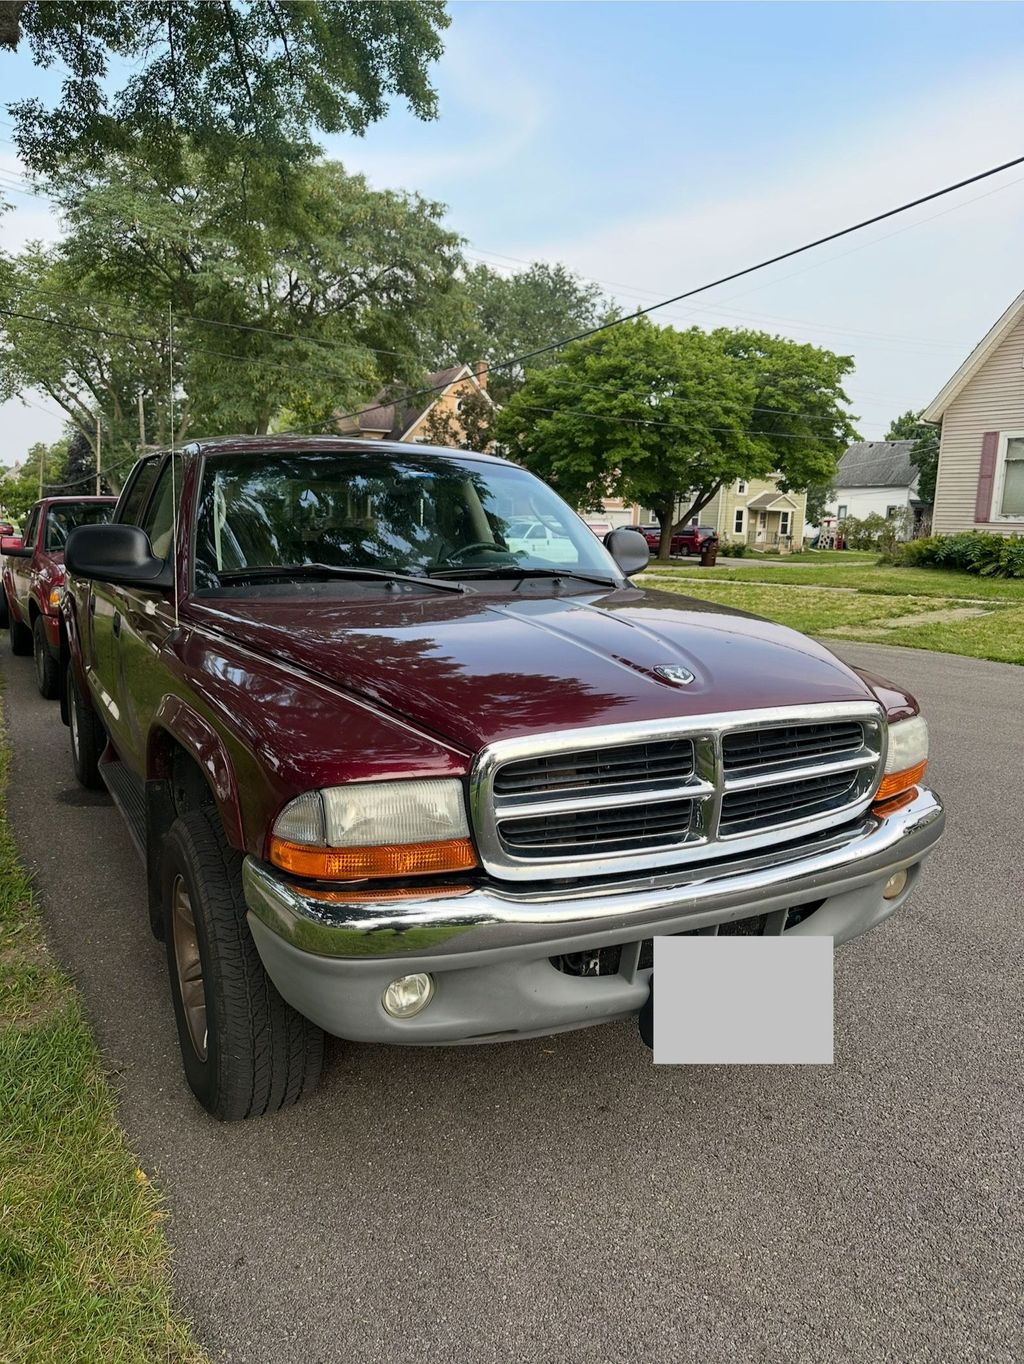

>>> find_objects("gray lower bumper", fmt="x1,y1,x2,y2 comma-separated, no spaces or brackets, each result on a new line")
244,786,944,1045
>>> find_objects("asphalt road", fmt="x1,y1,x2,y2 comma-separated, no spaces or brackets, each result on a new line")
3,642,1021,1363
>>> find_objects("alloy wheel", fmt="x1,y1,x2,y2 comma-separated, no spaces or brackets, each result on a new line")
171,875,208,1061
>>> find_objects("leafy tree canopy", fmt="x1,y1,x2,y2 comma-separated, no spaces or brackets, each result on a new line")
885,408,939,504
434,261,610,402
0,1,449,176
494,318,856,559
1,152,464,469
0,438,66,522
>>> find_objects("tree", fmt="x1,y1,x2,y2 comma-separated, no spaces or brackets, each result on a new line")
804,481,836,527
885,408,940,506
1,152,464,450
0,2,448,177
0,439,65,522
420,387,496,451
495,318,855,560
434,261,610,402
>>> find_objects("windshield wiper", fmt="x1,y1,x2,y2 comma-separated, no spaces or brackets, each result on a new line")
215,563,466,594
430,565,617,588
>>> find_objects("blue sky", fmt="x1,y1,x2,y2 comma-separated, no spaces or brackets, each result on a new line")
3,1,1024,462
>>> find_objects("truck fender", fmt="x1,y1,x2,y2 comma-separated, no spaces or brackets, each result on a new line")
149,696,245,850
59,598,91,728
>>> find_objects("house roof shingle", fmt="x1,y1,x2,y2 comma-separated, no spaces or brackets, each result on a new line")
834,440,917,489
351,365,470,440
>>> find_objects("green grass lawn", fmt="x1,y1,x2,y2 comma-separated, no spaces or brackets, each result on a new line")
644,560,1024,601
0,709,204,1364
640,566,1024,665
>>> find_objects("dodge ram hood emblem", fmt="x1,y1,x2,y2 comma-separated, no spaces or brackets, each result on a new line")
654,664,695,686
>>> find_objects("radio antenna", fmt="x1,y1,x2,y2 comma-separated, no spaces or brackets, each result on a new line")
168,303,179,628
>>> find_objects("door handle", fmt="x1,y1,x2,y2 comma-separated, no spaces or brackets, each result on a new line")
112,612,121,638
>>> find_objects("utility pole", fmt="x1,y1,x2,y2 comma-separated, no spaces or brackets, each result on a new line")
38,442,44,498
95,416,102,495
137,392,146,448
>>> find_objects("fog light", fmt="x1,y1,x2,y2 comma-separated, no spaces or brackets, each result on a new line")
382,973,434,1019
883,869,909,901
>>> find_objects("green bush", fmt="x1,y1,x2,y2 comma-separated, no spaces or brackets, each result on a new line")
722,541,749,557
888,531,1024,578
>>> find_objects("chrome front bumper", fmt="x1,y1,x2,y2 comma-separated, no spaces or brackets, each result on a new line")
243,786,943,1044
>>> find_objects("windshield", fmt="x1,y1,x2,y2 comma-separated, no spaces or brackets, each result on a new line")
193,451,617,589
44,502,113,551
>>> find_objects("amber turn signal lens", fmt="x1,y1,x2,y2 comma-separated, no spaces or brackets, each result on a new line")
873,759,927,805
268,836,478,881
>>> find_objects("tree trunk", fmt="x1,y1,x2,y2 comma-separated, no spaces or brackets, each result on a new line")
656,503,674,562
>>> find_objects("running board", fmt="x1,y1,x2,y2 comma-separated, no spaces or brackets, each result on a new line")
99,757,147,863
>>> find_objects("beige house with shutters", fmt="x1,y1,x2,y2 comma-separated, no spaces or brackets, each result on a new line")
596,476,806,549
924,288,1024,533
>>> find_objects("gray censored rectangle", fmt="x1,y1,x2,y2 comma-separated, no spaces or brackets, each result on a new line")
653,936,834,1064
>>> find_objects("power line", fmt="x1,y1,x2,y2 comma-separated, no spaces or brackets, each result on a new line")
323,150,1024,430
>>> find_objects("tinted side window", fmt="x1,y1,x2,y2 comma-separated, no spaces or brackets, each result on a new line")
138,460,180,561
116,458,162,525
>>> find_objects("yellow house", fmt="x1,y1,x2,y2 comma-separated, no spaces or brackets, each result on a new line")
703,477,807,550
600,477,806,549
337,363,495,445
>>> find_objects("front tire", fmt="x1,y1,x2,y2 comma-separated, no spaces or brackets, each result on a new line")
33,616,60,699
69,667,106,789
680,544,691,557
162,809,324,1121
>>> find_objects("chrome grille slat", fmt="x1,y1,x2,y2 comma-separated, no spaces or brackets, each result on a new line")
471,703,887,881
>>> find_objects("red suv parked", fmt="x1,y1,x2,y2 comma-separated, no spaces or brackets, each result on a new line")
641,524,717,556
2,496,116,697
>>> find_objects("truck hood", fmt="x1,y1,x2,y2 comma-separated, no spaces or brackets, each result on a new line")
187,585,879,753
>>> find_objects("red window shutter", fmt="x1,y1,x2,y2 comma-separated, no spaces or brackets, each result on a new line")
975,431,999,522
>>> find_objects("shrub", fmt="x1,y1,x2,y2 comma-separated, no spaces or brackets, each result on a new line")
887,531,1024,577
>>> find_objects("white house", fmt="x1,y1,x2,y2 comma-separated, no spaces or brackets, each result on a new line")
924,287,1024,535
825,440,925,538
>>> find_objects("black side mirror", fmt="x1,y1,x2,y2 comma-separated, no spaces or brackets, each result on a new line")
65,524,173,590
604,527,650,577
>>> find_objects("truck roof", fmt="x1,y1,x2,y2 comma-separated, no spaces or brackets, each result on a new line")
175,433,513,467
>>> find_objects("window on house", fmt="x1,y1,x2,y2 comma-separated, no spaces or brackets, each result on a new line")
886,505,900,519
837,504,848,519
733,508,744,534
737,480,747,494
779,511,791,535
999,436,1024,517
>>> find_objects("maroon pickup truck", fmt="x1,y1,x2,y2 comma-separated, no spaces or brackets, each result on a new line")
2,496,116,697
61,436,943,1121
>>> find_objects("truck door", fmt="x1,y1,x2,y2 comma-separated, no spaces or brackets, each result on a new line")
84,458,163,751
8,505,41,623
109,457,180,775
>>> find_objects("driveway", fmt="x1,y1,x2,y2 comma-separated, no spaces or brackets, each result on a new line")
2,643,1020,1363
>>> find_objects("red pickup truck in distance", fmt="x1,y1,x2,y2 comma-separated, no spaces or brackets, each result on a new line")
60,436,943,1121
641,524,717,556
2,496,116,697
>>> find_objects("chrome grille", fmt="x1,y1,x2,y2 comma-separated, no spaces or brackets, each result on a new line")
470,703,886,882
722,720,864,772
501,797,696,858
493,738,693,798
720,768,860,836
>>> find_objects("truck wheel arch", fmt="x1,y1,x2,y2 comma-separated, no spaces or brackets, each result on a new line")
147,702,245,851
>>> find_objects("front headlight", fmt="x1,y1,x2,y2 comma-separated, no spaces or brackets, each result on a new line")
875,715,928,804
269,778,476,880
48,586,63,609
